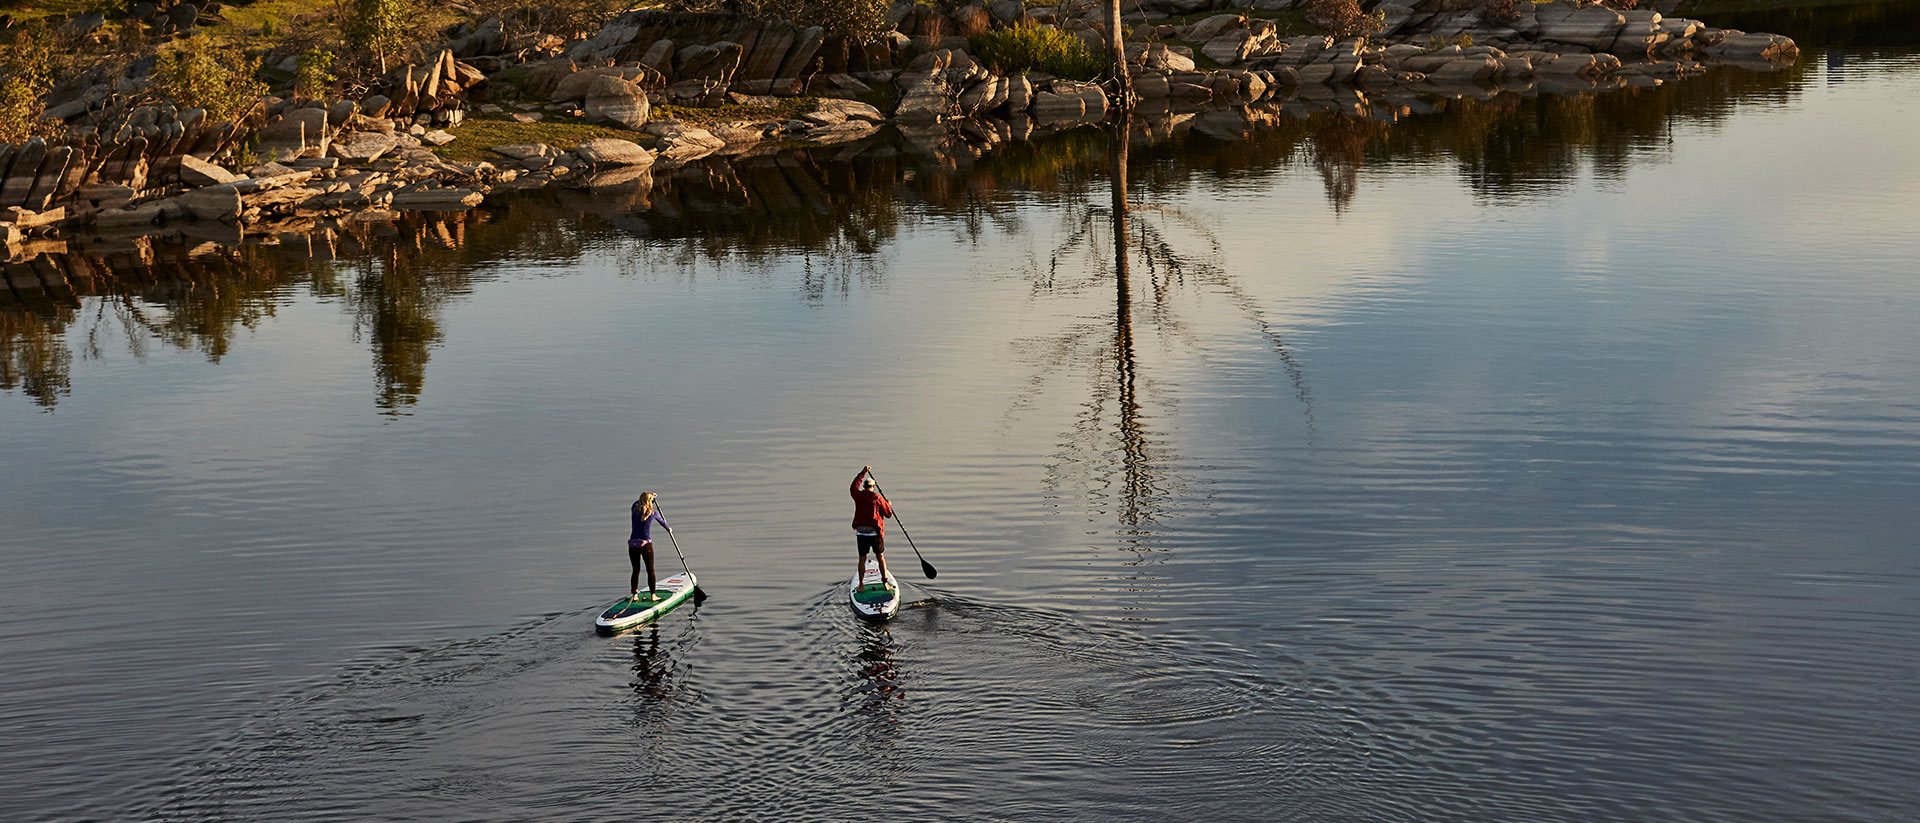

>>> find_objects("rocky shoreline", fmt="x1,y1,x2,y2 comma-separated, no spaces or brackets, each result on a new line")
0,0,1796,257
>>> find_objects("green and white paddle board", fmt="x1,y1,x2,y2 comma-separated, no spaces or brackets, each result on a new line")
849,557,900,621
595,571,697,633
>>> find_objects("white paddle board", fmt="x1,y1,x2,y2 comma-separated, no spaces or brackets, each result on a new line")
848,557,900,620
595,572,697,633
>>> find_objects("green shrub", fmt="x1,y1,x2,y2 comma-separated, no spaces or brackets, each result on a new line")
970,23,1103,81
336,0,421,72
0,23,55,144
295,50,336,100
154,36,270,122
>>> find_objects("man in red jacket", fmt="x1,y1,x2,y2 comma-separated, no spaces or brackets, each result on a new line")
851,465,895,590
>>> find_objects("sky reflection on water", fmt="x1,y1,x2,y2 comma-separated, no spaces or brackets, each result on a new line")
2,51,1919,822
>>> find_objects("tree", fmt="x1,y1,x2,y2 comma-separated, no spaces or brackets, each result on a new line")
1106,0,1133,108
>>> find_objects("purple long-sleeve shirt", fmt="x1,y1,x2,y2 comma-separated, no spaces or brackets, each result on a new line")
630,506,669,544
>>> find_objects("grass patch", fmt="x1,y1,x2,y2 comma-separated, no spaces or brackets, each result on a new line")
0,0,115,23
971,22,1103,81
435,115,651,161
653,96,821,125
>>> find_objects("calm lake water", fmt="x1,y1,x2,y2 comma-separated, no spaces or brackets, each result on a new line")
5,49,1919,822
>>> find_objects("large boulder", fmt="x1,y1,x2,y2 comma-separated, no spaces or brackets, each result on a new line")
1030,81,1107,123
584,75,651,129
1427,56,1499,83
958,76,1010,115
773,27,826,92
331,130,403,161
1003,74,1034,113
553,67,646,101
1143,44,1196,72
1609,21,1668,58
738,26,796,80
1704,32,1797,61
642,122,726,161
256,108,333,161
1535,3,1627,51
894,71,954,123
669,42,744,102
525,59,580,98
814,98,886,123
573,138,656,166
1187,14,1246,43
638,40,676,77
176,154,240,186
180,183,242,221
569,14,646,60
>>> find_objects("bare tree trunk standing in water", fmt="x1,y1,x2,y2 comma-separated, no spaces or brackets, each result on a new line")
1107,0,1135,109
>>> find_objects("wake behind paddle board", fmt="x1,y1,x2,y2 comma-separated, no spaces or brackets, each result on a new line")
848,557,900,621
595,572,697,633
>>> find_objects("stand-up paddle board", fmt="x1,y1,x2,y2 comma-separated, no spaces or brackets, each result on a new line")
849,557,900,621
596,571,697,633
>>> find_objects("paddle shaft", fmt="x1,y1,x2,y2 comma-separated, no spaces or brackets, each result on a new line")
870,476,936,579
653,503,706,600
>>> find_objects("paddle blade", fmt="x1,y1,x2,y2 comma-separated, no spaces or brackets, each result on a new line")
920,560,937,579
692,585,708,604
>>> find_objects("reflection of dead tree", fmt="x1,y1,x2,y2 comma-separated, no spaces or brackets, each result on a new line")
1111,118,1152,535
1012,120,1328,545
1130,204,1315,432
1009,115,1173,543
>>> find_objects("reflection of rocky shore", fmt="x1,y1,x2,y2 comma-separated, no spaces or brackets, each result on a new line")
0,0,1803,254
1,57,1804,410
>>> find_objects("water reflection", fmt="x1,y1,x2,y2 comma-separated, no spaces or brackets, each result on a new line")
0,56,1827,413
629,626,678,718
849,624,907,723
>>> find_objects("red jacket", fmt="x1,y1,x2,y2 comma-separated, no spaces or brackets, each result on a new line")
851,470,893,535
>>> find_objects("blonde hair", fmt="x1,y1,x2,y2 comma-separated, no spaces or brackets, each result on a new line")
634,491,656,518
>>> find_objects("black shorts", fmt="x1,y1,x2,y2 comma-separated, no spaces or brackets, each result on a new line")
857,532,884,556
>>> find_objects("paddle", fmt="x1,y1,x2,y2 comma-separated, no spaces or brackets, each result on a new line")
869,475,937,580
654,502,708,603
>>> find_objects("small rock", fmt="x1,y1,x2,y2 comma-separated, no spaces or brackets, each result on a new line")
422,130,456,146
511,112,545,123
573,138,656,166
244,162,301,177
490,143,557,161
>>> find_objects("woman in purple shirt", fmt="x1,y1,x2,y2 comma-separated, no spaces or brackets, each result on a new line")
629,492,671,600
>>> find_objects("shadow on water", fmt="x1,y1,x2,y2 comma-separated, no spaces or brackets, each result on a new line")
1669,0,1920,48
